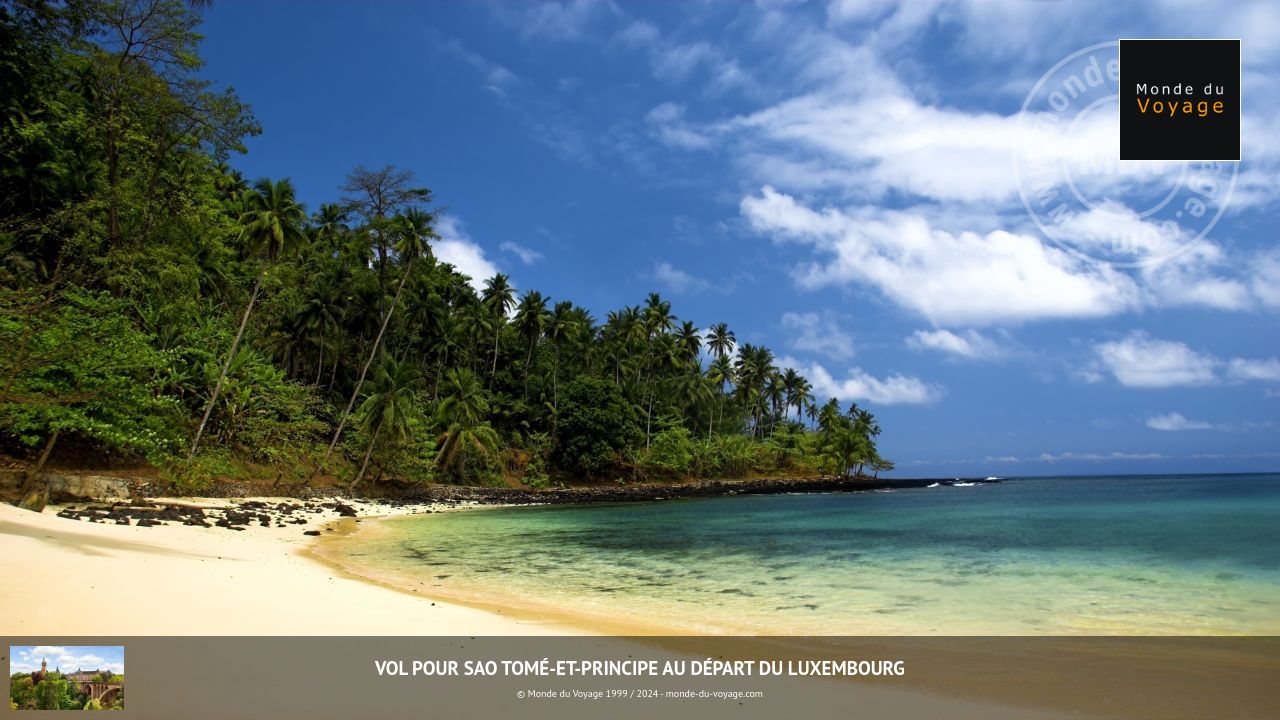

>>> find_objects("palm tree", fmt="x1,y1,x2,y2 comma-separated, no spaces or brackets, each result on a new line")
314,208,435,482
481,273,516,378
675,320,702,367
435,367,499,482
546,300,578,420
513,290,548,397
296,279,345,385
189,177,307,460
705,322,735,359
311,203,350,256
764,371,786,435
706,354,735,439
351,356,425,489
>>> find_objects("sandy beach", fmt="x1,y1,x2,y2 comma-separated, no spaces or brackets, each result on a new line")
0,500,578,636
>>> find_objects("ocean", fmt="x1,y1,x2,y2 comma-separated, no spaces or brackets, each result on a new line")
324,473,1280,635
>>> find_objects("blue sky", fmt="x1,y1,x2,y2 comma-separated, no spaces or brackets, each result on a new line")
10,646,124,675
196,1,1278,477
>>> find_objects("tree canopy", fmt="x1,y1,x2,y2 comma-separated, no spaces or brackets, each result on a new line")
0,0,890,497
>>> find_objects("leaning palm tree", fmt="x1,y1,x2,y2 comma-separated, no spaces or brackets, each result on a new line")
313,208,435,482
351,356,425,489
189,177,307,460
435,368,500,482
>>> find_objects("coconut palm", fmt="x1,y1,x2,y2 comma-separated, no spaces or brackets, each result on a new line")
351,356,425,489
675,320,702,366
435,368,499,482
546,300,579,419
295,279,345,385
314,207,435,482
705,322,735,359
481,273,515,378
706,354,735,439
514,290,549,397
189,177,307,460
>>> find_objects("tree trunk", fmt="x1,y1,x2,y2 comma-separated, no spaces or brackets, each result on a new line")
189,271,264,461
491,327,500,378
311,257,413,484
350,422,381,490
523,341,535,399
16,428,60,512
314,330,325,385
552,346,561,425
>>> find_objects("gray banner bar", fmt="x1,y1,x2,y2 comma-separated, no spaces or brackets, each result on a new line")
6,637,1278,719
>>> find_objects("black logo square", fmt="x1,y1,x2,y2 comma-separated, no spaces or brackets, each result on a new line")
1120,39,1240,161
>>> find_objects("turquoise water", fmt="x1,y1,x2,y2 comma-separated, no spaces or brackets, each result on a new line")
328,474,1280,635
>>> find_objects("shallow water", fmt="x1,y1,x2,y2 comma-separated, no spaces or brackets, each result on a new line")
326,473,1280,635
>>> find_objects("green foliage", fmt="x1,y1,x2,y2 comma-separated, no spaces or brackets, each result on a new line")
637,416,695,478
0,288,185,462
554,377,642,478
0,0,888,492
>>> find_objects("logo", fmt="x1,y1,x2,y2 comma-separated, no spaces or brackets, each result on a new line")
1013,41,1239,267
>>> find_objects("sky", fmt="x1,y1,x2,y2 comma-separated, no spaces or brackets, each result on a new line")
195,0,1279,477
9,646,124,675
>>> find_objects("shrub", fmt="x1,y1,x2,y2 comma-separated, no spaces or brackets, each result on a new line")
553,377,641,478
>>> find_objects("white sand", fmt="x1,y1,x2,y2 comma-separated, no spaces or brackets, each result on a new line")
0,500,578,636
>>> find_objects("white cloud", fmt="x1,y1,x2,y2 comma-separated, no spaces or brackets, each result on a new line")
1227,357,1280,383
907,328,1006,360
11,648,123,675
651,260,711,294
741,187,1140,325
1248,251,1280,308
646,103,713,149
1091,332,1218,388
433,216,502,292
1038,451,1167,462
499,241,544,265
508,0,619,42
781,311,856,359
431,31,522,99
1090,331,1280,389
781,356,941,405
1146,412,1213,431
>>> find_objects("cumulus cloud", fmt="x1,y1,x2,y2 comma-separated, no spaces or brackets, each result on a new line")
1146,412,1213,431
11,647,123,675
1089,331,1280,389
780,356,941,405
741,187,1140,325
1091,332,1219,388
907,329,1006,360
651,260,711,294
781,311,856,359
434,216,502,292
1227,357,1280,383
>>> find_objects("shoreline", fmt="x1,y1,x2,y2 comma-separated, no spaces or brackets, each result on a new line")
4,495,1278,719
0,498,579,636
